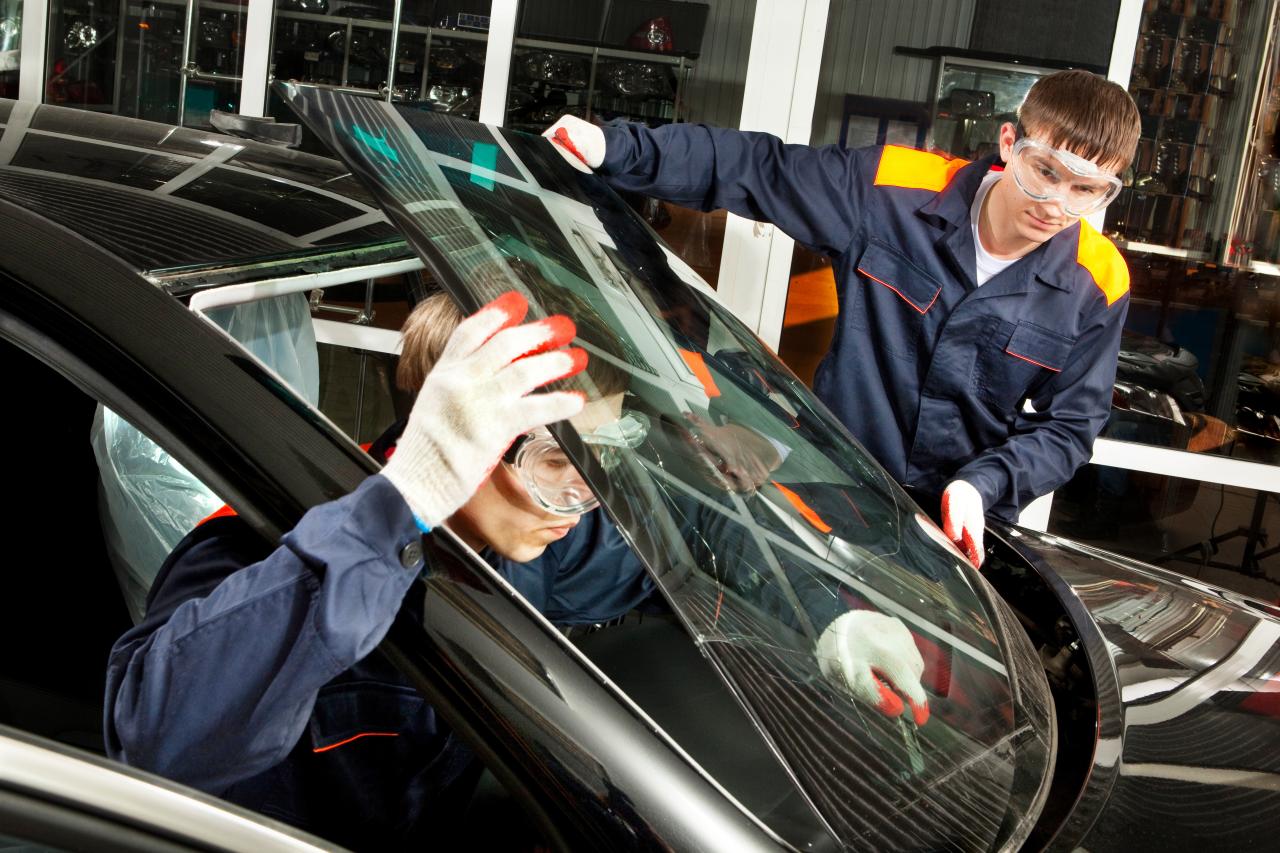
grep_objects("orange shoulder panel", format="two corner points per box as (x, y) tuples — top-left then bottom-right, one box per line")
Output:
(1077, 220), (1130, 306)
(873, 146), (970, 192)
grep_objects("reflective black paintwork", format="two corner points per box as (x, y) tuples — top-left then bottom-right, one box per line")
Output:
(992, 523), (1280, 852)
(0, 98), (408, 276)
(0, 155), (782, 851)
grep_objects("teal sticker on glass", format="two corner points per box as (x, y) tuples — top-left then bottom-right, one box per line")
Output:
(470, 142), (498, 191)
(352, 124), (400, 165)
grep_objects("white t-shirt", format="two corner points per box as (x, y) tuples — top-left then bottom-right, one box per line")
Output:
(970, 171), (1017, 286)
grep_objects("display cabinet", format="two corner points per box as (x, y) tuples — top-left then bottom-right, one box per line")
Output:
(0, 0), (20, 99)
(928, 53), (1058, 160)
(42, 0), (248, 126)
(1224, 0), (1280, 271)
(1106, 0), (1263, 258)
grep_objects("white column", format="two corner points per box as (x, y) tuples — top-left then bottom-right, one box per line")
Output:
(477, 0), (518, 126)
(1107, 0), (1145, 89)
(1084, 1), (1144, 231)
(18, 0), (47, 103)
(715, 0), (830, 350)
(239, 0), (275, 117)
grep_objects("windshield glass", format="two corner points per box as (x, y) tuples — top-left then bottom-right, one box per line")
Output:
(281, 84), (1055, 851)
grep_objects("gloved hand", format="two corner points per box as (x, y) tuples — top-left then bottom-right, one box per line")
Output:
(941, 479), (985, 569)
(382, 291), (587, 528)
(816, 611), (929, 726)
(542, 115), (606, 173)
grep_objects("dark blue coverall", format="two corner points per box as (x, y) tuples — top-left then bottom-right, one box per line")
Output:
(598, 123), (1131, 521)
(104, 423), (654, 850)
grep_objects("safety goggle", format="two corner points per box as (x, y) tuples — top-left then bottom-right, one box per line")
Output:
(1009, 136), (1123, 217)
(503, 412), (650, 516)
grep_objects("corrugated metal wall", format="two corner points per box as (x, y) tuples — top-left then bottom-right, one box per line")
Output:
(809, 0), (975, 144)
(681, 0), (759, 128)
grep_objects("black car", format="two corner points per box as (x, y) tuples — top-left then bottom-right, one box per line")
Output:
(0, 90), (1276, 852)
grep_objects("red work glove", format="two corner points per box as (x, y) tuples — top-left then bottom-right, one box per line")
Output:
(542, 115), (606, 173)
(942, 480), (985, 569)
(382, 291), (587, 528)
(817, 611), (929, 726)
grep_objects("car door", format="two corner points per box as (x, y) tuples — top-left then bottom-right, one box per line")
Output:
(0, 727), (344, 852)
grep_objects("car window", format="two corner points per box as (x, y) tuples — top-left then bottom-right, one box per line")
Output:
(280, 87), (1058, 851)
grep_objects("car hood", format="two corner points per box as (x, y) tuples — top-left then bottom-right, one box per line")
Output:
(279, 83), (1056, 851)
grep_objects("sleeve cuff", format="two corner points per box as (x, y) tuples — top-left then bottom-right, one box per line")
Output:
(599, 122), (634, 175)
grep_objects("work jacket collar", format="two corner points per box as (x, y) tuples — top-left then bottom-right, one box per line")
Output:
(917, 154), (1078, 294)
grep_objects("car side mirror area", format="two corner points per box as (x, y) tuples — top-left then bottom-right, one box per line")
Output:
(210, 110), (303, 148)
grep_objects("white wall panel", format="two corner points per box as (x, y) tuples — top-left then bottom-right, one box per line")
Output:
(809, 0), (975, 145)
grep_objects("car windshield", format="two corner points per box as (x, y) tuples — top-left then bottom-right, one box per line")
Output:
(281, 84), (1055, 851)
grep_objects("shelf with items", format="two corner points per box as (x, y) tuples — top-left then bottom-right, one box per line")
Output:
(1106, 0), (1262, 255)
(505, 37), (692, 133)
(894, 49), (1067, 161)
(1225, 0), (1280, 271)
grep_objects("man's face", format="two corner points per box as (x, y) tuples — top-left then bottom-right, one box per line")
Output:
(447, 393), (624, 562)
(992, 121), (1122, 246)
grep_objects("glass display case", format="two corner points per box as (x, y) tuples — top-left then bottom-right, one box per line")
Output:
(40, 0), (248, 127)
(919, 51), (1059, 160)
(1107, 0), (1262, 256)
(266, 1), (488, 111)
(503, 0), (707, 133)
(1225, 0), (1280, 271)
(0, 0), (19, 99)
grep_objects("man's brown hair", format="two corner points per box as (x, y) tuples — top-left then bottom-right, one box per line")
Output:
(1018, 70), (1141, 171)
(397, 289), (631, 398)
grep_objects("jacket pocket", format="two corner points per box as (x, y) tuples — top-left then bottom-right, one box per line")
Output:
(856, 240), (944, 315)
(975, 320), (1074, 412)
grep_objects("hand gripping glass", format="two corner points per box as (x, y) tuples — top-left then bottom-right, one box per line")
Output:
(504, 413), (650, 516)
(1009, 137), (1123, 217)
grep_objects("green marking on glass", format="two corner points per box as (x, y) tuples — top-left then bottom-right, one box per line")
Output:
(470, 142), (499, 190)
(352, 123), (400, 165)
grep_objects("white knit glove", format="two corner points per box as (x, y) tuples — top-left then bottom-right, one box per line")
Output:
(381, 291), (587, 528)
(816, 611), (929, 726)
(542, 115), (607, 173)
(941, 480), (986, 569)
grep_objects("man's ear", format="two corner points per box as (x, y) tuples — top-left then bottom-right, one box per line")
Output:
(997, 122), (1018, 162)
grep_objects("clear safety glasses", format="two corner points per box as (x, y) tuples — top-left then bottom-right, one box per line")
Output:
(504, 413), (650, 516)
(1009, 137), (1123, 217)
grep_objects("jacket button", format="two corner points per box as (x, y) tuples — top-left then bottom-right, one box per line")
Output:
(399, 540), (424, 569)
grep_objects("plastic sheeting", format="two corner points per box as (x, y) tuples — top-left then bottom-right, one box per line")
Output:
(94, 294), (320, 621)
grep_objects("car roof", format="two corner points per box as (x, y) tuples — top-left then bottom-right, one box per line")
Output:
(0, 99), (414, 284)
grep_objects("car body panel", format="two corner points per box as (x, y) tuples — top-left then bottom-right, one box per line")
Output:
(0, 99), (410, 281)
(992, 523), (1280, 851)
(0, 727), (343, 851)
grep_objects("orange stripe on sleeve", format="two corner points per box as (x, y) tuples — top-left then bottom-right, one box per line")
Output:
(771, 481), (833, 534)
(678, 349), (721, 398)
(873, 146), (970, 192)
(312, 732), (400, 753)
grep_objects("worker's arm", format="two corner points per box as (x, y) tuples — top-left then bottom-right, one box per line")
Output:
(104, 476), (424, 793)
(546, 116), (866, 256)
(105, 291), (588, 793)
(956, 294), (1129, 520)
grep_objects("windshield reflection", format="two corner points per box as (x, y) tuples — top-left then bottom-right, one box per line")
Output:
(281, 83), (1055, 852)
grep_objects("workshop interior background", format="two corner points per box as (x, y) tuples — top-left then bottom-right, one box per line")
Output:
(0, 0), (1276, 598)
